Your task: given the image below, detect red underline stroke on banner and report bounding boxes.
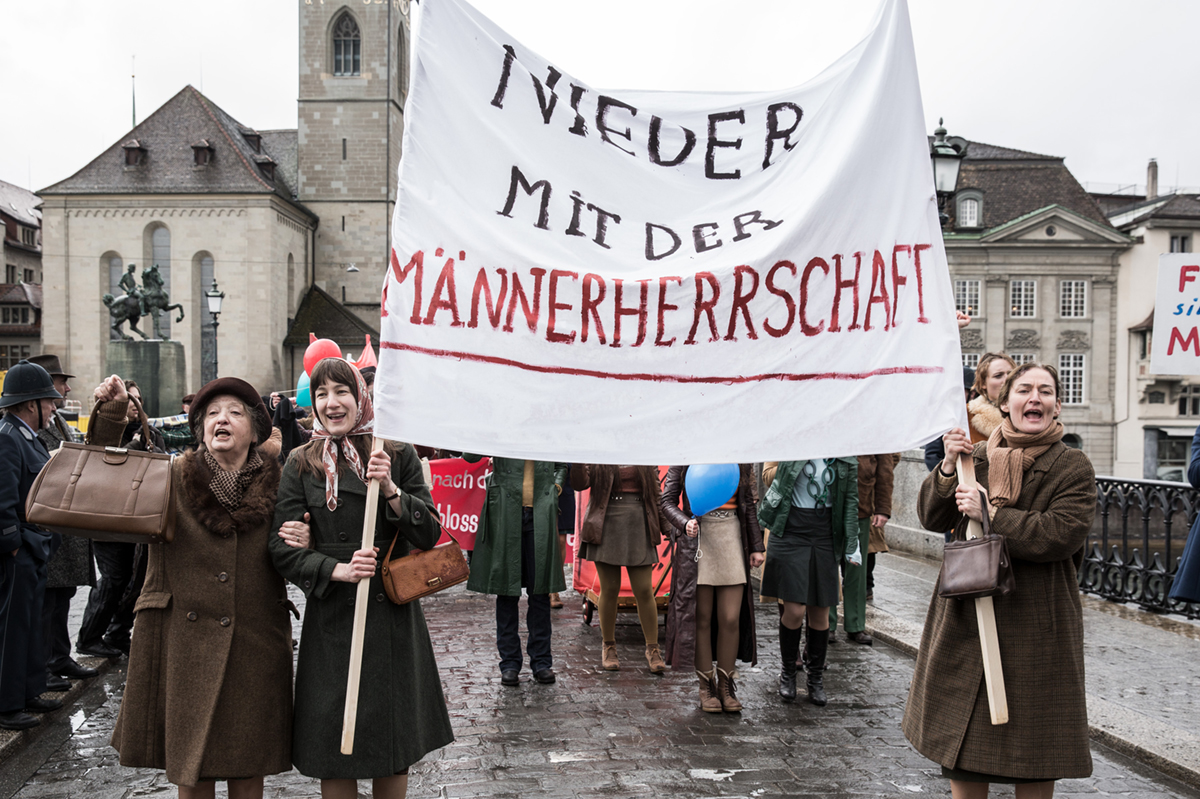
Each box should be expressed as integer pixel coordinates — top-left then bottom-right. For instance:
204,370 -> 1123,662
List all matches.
380,340 -> 943,385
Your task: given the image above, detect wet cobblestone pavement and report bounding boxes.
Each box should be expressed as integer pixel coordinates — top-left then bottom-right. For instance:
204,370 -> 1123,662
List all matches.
5,575 -> 1200,798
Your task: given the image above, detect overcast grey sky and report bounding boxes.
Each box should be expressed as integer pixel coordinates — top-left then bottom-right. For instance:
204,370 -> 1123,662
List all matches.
4,0 -> 1197,197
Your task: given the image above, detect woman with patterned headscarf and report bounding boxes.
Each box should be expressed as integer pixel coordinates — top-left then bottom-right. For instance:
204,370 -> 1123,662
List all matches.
270,357 -> 453,799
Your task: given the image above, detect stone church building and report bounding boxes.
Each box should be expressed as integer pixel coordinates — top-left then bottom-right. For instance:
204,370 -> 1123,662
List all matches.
40,2 -> 411,397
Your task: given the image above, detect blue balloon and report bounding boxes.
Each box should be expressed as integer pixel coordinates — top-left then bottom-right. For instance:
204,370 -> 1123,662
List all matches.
685,463 -> 741,517
296,371 -> 311,408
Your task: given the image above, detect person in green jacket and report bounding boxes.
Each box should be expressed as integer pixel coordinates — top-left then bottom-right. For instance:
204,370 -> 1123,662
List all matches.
464,456 -> 567,687
758,458 -> 859,707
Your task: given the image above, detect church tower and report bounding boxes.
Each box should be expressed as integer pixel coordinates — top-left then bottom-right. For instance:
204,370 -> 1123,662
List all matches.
297,0 -> 411,322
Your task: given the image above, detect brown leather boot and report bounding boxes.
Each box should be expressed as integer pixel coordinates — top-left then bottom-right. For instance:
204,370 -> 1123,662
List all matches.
697,669 -> 722,712
645,644 -> 666,674
602,641 -> 620,670
717,667 -> 743,712
549,592 -> 564,609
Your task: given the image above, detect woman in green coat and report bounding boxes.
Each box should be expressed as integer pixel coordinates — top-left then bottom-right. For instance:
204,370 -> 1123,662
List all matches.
271,358 -> 454,799
464,456 -> 567,686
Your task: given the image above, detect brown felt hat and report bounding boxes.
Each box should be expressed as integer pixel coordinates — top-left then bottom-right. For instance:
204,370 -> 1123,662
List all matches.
27,354 -> 75,379
188,377 -> 272,445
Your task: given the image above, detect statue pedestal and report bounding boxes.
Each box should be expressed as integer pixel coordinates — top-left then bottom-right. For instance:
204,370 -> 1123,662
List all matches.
105,341 -> 187,418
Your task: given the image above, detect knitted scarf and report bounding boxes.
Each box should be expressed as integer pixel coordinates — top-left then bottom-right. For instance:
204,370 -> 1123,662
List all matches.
204,449 -> 264,520
985,417 -> 1063,508
310,367 -> 375,511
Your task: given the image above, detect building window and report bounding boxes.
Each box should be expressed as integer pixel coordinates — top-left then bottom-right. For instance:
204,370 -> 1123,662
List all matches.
23,268 -> 34,283
1172,234 -> 1192,253
1,306 -> 30,325
398,23 -> 411,101
1010,280 -> 1037,318
962,352 -> 981,370
5,264 -> 15,283
954,279 -> 980,316
148,225 -> 172,338
200,254 -> 216,385
1180,385 -> 1200,416
0,344 -> 32,369
20,227 -> 35,247
1058,354 -> 1085,405
1148,391 -> 1166,404
1063,433 -> 1082,450
1059,280 -> 1087,318
959,197 -> 979,228
1011,353 -> 1037,365
333,13 -> 362,77
1158,436 -> 1190,482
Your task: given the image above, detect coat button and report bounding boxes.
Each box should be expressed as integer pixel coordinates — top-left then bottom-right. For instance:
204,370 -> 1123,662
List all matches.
303,579 -> 312,589
187,612 -> 198,621
339,532 -> 348,542
413,510 -> 422,521
217,572 -> 228,582
220,617 -> 231,627
376,593 -> 385,602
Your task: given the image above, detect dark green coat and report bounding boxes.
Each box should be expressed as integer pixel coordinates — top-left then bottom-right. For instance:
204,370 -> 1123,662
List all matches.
758,458 -> 859,555
463,457 -> 567,596
270,442 -> 454,779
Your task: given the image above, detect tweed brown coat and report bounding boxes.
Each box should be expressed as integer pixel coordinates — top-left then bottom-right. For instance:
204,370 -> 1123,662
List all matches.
904,441 -> 1095,781
93,404 -> 294,787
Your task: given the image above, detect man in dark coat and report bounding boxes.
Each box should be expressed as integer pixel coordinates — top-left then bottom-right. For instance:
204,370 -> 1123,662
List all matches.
27,355 -> 98,690
0,361 -> 64,730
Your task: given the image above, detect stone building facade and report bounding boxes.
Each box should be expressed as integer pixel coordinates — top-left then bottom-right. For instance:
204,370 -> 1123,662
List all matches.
1,179 -> 44,367
939,131 -> 1131,473
1106,162 -> 1200,479
38,3 -> 414,396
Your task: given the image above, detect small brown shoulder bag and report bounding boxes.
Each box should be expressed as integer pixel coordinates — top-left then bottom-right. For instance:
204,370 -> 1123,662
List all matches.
380,527 -> 470,604
937,490 -> 1015,600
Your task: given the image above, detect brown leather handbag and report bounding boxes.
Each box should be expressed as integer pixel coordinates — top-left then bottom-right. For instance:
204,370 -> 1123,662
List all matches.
937,491 -> 1015,600
380,531 -> 470,604
25,396 -> 176,544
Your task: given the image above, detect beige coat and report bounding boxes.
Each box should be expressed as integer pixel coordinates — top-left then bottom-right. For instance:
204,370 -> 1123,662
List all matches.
93,403 -> 294,787
904,441 -> 1095,781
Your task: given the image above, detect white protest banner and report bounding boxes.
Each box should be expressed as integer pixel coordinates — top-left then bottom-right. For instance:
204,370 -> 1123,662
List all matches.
1151,253 -> 1200,375
375,0 -> 966,463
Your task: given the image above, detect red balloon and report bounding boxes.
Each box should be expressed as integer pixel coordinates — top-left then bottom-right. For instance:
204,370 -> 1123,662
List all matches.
304,339 -> 342,375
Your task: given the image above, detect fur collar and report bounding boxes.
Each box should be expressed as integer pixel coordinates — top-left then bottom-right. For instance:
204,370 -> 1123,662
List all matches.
177,448 -> 281,538
968,395 -> 1004,440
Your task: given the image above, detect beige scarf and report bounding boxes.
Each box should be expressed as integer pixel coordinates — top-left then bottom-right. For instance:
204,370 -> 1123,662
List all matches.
985,418 -> 1063,508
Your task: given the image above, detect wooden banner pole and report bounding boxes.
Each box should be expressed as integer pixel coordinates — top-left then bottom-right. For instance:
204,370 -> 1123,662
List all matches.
956,453 -> 1009,725
340,436 -> 382,754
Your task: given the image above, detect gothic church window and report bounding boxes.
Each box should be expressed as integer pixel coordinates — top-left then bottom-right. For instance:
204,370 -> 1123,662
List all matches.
398,23 -> 411,101
333,13 -> 361,77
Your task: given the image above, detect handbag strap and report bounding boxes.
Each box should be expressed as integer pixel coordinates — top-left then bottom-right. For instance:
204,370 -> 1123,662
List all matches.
978,489 -> 991,537
380,500 -> 452,569
86,392 -> 153,448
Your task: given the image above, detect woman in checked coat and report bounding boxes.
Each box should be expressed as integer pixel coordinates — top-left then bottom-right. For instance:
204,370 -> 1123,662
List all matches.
905,363 -> 1095,797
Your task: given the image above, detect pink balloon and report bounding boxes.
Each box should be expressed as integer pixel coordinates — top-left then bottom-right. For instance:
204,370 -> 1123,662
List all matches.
304,339 -> 342,375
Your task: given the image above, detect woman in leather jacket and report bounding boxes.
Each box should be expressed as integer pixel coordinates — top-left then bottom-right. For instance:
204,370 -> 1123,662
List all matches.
660,465 -> 764,713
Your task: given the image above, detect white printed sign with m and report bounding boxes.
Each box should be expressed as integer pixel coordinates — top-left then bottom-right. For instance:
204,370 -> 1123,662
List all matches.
1152,254 -> 1200,375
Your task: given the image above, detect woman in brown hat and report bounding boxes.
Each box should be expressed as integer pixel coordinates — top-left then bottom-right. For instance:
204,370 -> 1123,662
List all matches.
91,374 -> 303,799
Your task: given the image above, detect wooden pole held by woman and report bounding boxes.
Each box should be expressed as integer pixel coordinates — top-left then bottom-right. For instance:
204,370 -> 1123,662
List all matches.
340,436 -> 382,754
956,453 -> 1009,725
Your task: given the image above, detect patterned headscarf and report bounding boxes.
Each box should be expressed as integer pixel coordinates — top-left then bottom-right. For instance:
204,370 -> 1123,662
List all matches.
309,361 -> 375,511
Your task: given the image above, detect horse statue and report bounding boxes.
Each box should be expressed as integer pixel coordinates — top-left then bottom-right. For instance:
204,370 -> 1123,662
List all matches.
102,293 -> 150,342
141,265 -> 185,340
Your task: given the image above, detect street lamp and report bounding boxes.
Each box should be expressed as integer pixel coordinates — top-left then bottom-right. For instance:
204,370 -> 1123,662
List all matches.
930,118 -> 965,227
206,279 -> 225,378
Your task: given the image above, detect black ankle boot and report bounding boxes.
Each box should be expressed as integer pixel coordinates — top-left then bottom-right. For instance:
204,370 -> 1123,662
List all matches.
778,622 -> 802,702
806,626 -> 829,707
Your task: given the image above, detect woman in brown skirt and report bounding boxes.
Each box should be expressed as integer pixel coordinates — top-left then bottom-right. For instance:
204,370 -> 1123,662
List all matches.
571,465 -> 667,672
660,465 -> 764,713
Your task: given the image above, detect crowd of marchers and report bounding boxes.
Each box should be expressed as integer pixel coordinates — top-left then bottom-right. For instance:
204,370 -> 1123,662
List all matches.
0,350 -> 1099,799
